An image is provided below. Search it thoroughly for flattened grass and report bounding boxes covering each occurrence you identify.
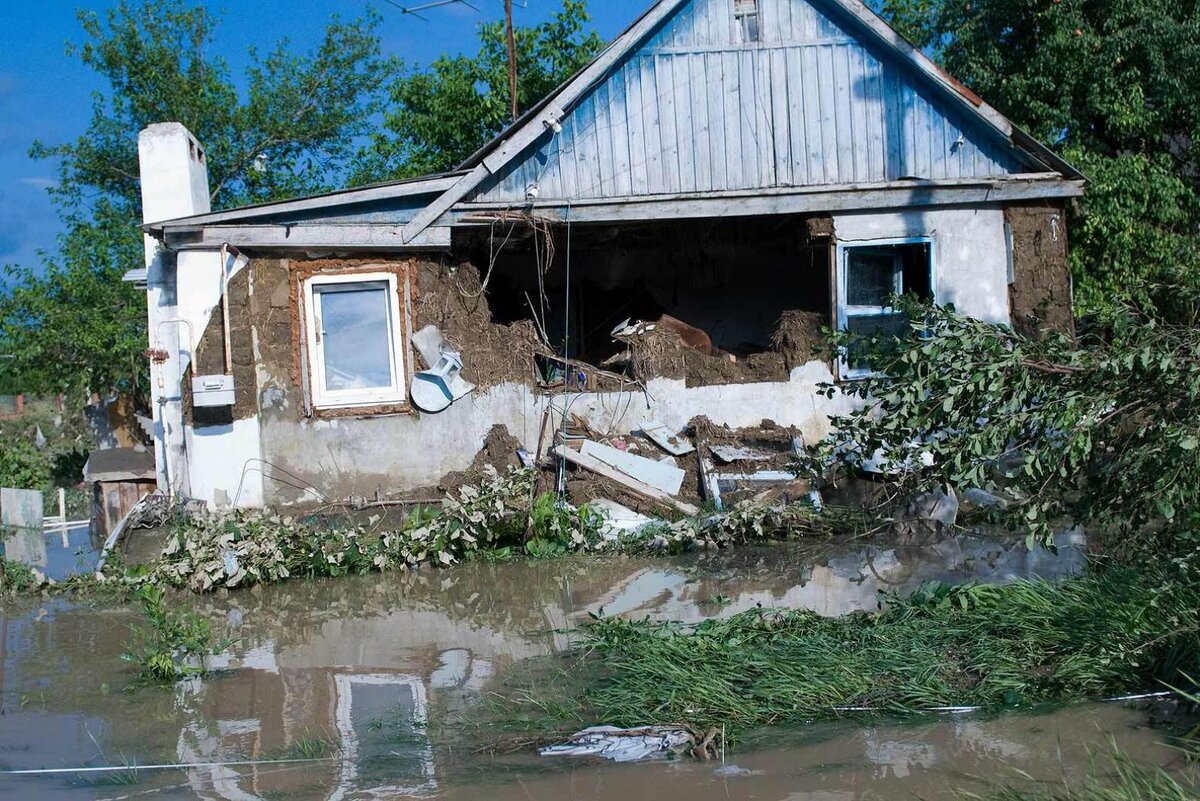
[572,565,1200,734]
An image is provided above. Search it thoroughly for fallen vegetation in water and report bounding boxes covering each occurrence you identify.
[3,466,857,597]
[493,559,1200,740]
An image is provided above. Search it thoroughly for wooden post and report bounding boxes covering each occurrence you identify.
[505,0,518,122]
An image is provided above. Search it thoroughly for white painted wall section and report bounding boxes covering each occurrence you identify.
[832,206,1011,324]
[186,417,265,508]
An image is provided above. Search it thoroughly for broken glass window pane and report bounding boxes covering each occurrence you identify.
[316,283,393,391]
[847,250,900,307]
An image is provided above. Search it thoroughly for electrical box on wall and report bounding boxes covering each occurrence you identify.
[192,374,236,407]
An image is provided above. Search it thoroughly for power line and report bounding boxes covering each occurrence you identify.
[377,0,524,120]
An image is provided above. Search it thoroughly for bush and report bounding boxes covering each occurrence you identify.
[0,437,48,489]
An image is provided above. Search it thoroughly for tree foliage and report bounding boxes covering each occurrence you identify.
[880,0,1200,312]
[808,297,1200,552]
[0,0,393,398]
[354,0,604,180]
[0,1,603,399]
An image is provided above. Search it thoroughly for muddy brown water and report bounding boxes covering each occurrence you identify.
[0,530,1186,799]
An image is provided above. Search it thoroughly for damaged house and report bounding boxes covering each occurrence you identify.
[132,0,1081,510]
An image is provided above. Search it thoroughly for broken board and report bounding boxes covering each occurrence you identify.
[553,446,699,516]
[580,440,685,496]
[641,423,696,456]
[710,445,773,464]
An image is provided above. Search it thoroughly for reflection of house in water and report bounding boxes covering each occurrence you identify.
[172,600,553,800]
[176,665,438,800]
[579,531,1087,621]
[167,531,1088,799]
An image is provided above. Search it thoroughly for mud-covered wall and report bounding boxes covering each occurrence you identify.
[1005,201,1073,335]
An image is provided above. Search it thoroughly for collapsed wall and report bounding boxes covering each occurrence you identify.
[182,233,848,506]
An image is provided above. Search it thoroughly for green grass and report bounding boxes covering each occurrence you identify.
[523,563,1200,737]
[973,747,1200,800]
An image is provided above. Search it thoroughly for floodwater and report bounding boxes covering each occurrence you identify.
[0,529,1187,800]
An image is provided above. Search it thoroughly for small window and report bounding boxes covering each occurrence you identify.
[837,240,933,378]
[734,0,761,42]
[304,272,408,409]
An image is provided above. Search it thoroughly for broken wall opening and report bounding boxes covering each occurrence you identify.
[456,214,834,387]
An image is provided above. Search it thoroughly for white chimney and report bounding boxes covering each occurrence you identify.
[137,122,211,223]
[137,122,212,498]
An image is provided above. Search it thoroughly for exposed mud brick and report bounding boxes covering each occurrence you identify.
[771,309,830,369]
[189,266,258,425]
[416,261,541,388]
[437,424,525,491]
[1006,202,1073,336]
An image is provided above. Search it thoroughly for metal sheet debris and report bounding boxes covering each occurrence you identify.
[540,726,694,762]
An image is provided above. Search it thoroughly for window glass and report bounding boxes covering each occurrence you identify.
[316,282,393,391]
[735,0,760,42]
[847,250,900,307]
[845,313,909,372]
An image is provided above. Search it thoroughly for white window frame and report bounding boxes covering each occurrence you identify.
[734,0,761,42]
[836,237,935,379]
[303,271,408,409]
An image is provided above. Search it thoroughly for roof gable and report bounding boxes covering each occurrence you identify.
[468,0,1047,205]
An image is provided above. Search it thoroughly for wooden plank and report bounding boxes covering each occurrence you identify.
[724,51,744,188]
[166,224,452,251]
[610,66,634,197]
[553,445,699,516]
[705,52,728,189]
[817,45,838,182]
[740,50,761,188]
[593,82,614,197]
[849,47,871,182]
[802,45,823,183]
[580,439,686,495]
[884,64,905,180]
[833,44,854,183]
[689,53,712,192]
[770,48,792,187]
[862,48,885,182]
[642,56,665,192]
[454,177,1084,224]
[655,54,680,192]
[672,54,696,192]
[626,59,649,195]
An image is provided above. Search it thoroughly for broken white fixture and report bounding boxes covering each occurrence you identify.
[192,374,236,407]
[411,351,471,413]
[410,324,475,413]
[525,183,540,201]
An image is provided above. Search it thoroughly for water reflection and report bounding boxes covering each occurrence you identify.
[1,524,98,581]
[0,530,1165,801]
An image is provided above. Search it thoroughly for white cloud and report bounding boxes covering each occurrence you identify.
[17,177,57,190]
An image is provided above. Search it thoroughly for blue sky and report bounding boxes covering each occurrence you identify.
[0,0,647,275]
